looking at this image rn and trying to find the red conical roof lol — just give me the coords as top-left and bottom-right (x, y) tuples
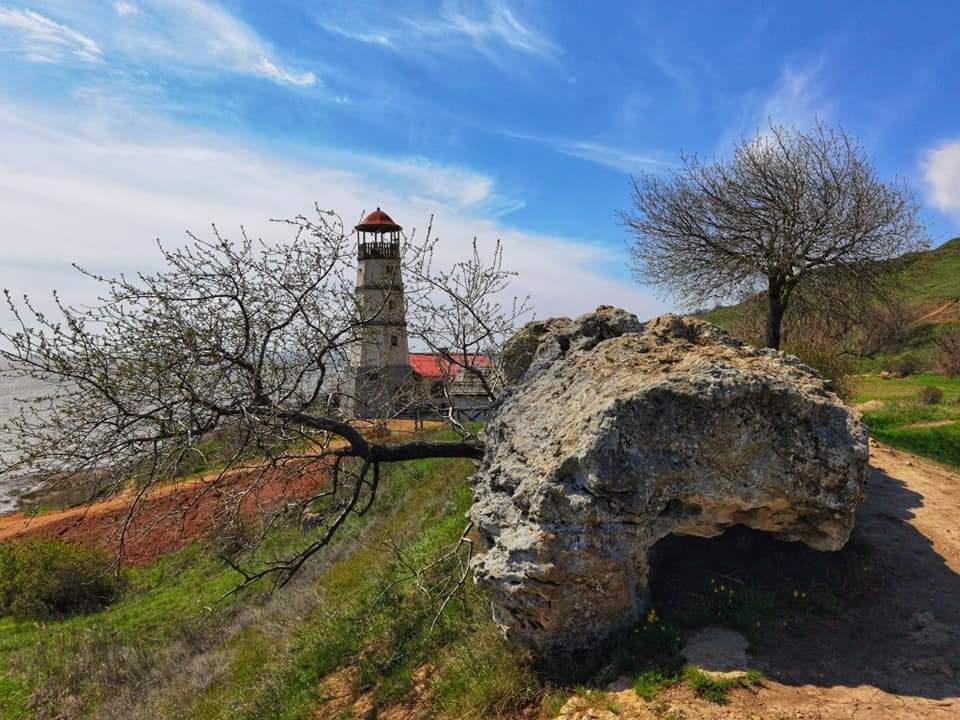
(356, 207), (402, 233)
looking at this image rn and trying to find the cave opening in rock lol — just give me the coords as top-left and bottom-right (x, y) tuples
(646, 525), (878, 637)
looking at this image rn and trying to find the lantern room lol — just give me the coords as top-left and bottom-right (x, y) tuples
(355, 207), (402, 260)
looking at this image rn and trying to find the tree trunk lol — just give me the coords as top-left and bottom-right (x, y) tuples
(766, 279), (786, 350)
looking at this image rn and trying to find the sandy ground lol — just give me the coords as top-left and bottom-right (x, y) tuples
(556, 441), (960, 719)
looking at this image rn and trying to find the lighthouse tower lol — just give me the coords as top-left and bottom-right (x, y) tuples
(349, 208), (412, 418)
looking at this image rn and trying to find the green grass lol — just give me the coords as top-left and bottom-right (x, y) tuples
(698, 238), (960, 374)
(854, 373), (960, 470)
(682, 666), (762, 705)
(853, 372), (960, 404)
(632, 660), (763, 705)
(161, 454), (539, 720)
(901, 237), (960, 303)
(0, 440), (544, 720)
(634, 668), (679, 700)
(5, 395), (926, 719)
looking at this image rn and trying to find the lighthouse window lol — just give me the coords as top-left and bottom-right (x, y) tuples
(391, 335), (399, 347)
(388, 299), (395, 311)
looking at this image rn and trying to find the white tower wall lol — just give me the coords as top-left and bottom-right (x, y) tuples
(352, 256), (410, 370)
(348, 223), (413, 418)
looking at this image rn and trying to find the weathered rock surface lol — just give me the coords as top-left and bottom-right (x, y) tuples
(471, 307), (869, 655)
(682, 627), (749, 678)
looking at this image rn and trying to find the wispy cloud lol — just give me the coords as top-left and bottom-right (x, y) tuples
(759, 61), (831, 128)
(0, 94), (667, 329)
(922, 139), (960, 224)
(714, 59), (832, 155)
(11, 0), (315, 87)
(115, 0), (317, 86)
(558, 141), (674, 175)
(505, 129), (673, 175)
(112, 1), (138, 16)
(322, 24), (394, 48)
(0, 7), (102, 63)
(317, 0), (559, 67)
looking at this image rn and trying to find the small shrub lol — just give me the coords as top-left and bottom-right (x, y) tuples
(934, 329), (960, 377)
(539, 689), (570, 719)
(0, 538), (120, 619)
(634, 668), (679, 700)
(881, 353), (920, 378)
(918, 385), (944, 405)
(682, 666), (762, 704)
(859, 300), (919, 355)
(781, 339), (856, 400)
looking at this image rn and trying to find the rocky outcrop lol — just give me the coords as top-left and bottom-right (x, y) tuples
(471, 308), (868, 655)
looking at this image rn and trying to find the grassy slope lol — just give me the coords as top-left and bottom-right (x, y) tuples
(0, 451), (538, 720)
(854, 373), (960, 470)
(901, 236), (960, 303)
(700, 237), (960, 368)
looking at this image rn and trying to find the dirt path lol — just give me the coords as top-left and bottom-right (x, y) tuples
(556, 441), (960, 720)
(905, 420), (957, 429)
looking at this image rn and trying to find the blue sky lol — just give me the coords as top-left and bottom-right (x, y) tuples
(1, 0), (960, 323)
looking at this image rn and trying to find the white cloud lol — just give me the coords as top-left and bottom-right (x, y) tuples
(317, 0), (559, 67)
(19, 0), (315, 87)
(0, 7), (102, 63)
(439, 1), (556, 58)
(253, 56), (315, 88)
(361, 156), (495, 209)
(714, 60), (831, 156)
(557, 141), (674, 175)
(112, 1), (138, 16)
(322, 25), (393, 48)
(0, 97), (668, 332)
(504, 130), (674, 175)
(759, 62), (830, 129)
(120, 0), (316, 86)
(923, 139), (960, 220)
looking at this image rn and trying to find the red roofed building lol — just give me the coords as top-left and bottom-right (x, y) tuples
(347, 206), (495, 421)
(408, 352), (492, 380)
(407, 352), (494, 420)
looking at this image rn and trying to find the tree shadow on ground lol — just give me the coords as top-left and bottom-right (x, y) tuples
(648, 465), (959, 700)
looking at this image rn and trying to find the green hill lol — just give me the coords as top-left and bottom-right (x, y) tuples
(700, 237), (960, 370)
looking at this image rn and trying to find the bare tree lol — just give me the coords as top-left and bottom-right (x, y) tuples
(623, 121), (927, 349)
(404, 232), (528, 429)
(934, 329), (960, 377)
(859, 298), (920, 356)
(0, 208), (527, 588)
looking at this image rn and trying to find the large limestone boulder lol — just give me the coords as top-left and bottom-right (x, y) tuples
(471, 307), (868, 655)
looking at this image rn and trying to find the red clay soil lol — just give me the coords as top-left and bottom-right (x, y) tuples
(0, 459), (332, 565)
(0, 420), (442, 565)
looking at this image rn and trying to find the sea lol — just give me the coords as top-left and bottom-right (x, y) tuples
(0, 363), (47, 513)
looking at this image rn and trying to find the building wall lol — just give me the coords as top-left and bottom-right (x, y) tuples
(350, 244), (413, 418)
(352, 254), (410, 370)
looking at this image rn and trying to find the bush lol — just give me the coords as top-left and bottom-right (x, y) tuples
(781, 339), (857, 400)
(0, 538), (120, 619)
(881, 353), (920, 378)
(934, 329), (960, 377)
(859, 300), (919, 355)
(918, 386), (944, 405)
